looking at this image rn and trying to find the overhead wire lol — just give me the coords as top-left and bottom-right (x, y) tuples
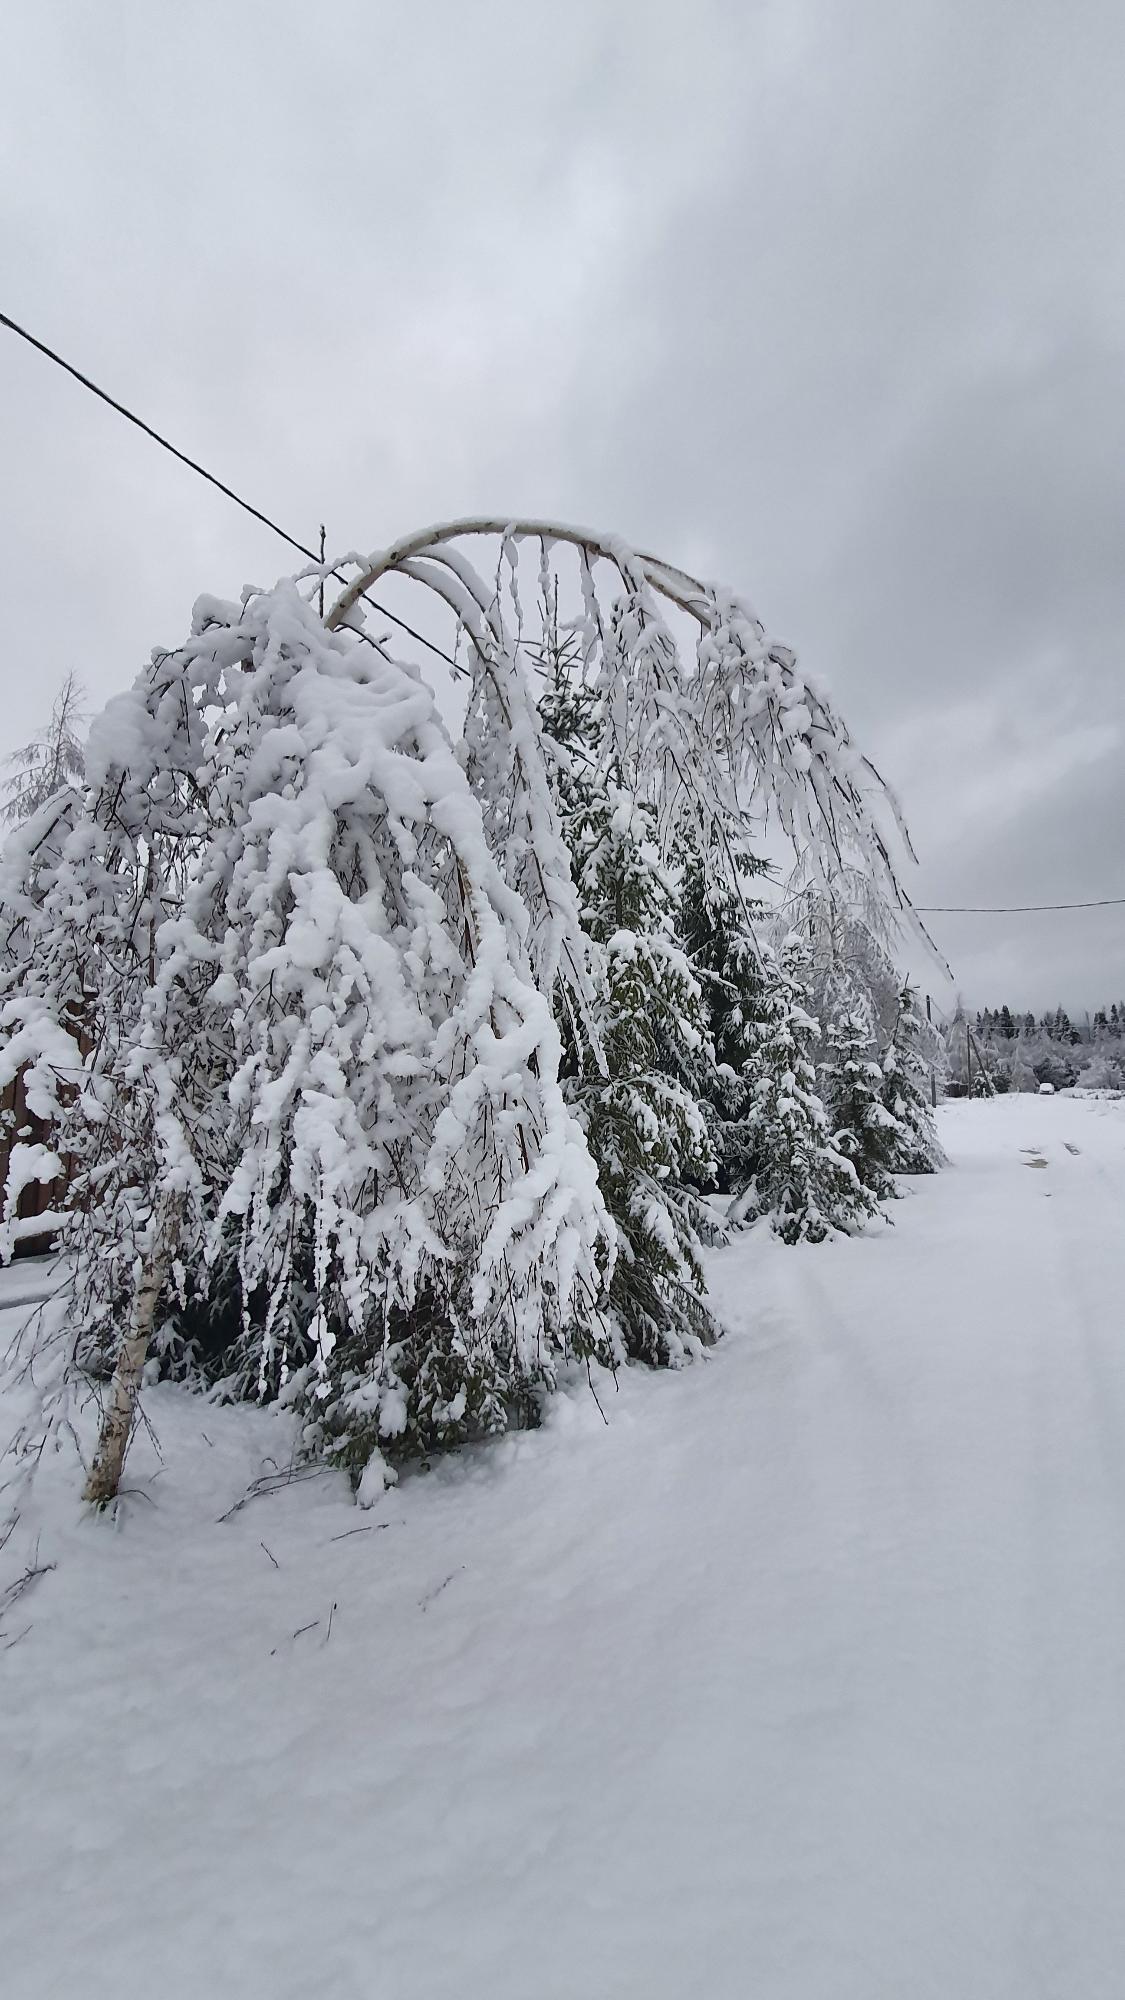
(916, 898), (1125, 914)
(0, 307), (462, 676)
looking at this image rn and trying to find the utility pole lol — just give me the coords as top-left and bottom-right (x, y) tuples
(926, 993), (938, 1108)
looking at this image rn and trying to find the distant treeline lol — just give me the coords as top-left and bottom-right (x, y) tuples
(944, 1002), (1125, 1094)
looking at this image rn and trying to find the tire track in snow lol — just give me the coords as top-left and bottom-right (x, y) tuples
(1015, 1127), (1125, 1989)
(1032, 1138), (1125, 1505)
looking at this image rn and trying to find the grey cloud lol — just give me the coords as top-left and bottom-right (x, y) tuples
(2, 0), (1123, 1005)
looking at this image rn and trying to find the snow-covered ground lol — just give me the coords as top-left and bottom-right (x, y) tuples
(2, 1092), (1125, 1999)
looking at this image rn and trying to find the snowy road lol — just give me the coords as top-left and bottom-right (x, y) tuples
(2, 1094), (1125, 1999)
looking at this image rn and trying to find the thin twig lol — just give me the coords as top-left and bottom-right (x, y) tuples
(217, 1463), (332, 1523)
(0, 1556), (55, 1615)
(328, 1520), (399, 1542)
(259, 1541), (279, 1569)
(420, 1566), (464, 1610)
(585, 1357), (610, 1426)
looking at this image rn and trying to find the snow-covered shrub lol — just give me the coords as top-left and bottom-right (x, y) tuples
(1034, 1049), (1078, 1091)
(1076, 1052), (1124, 1092)
(992, 1038), (1039, 1093)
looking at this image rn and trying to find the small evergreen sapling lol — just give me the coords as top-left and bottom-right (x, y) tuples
(880, 983), (945, 1172)
(823, 996), (903, 1203)
(537, 632), (720, 1364)
(735, 931), (877, 1242)
(679, 848), (770, 1200)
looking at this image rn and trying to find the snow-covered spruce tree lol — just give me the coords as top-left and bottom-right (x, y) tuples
(2, 518), (929, 1501)
(167, 588), (620, 1473)
(217, 588), (615, 1468)
(536, 609), (720, 1362)
(881, 983), (945, 1172)
(678, 845), (770, 1200)
(793, 874), (948, 1171)
(731, 931), (877, 1240)
(822, 996), (904, 1203)
(1, 586), (611, 1498)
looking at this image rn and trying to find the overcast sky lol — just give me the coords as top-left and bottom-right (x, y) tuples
(3, 0), (1123, 1011)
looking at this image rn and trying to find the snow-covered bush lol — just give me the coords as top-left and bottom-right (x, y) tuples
(1075, 1052), (1124, 1093)
(1, 518), (929, 1502)
(997, 1039), (1040, 1093)
(1033, 1048), (1078, 1091)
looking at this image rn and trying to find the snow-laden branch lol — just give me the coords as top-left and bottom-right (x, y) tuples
(321, 518), (930, 952)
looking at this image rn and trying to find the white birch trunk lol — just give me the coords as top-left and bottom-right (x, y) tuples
(83, 1199), (178, 1506)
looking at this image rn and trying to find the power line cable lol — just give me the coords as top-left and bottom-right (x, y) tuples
(917, 898), (1125, 914)
(0, 306), (461, 675)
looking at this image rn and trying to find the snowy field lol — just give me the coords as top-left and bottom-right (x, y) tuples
(2, 1091), (1125, 2000)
